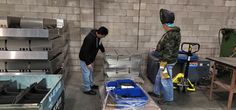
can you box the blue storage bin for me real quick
[105,79,148,109]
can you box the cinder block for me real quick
[139,17,146,23]
[139,35,151,42]
[140,10,152,16]
[59,7,73,14]
[145,17,157,23]
[30,6,45,12]
[107,3,120,9]
[120,16,133,23]
[213,0,225,6]
[46,7,59,13]
[119,41,136,48]
[70,41,80,47]
[67,14,78,21]
[181,18,193,25]
[227,19,236,26]
[127,10,139,16]
[37,13,52,18]
[95,16,107,22]
[100,9,114,16]
[177,0,188,5]
[81,21,94,28]
[22,0,36,5]
[146,4,158,10]
[170,5,187,12]
[115,10,126,16]
[74,8,80,14]
[144,42,156,48]
[7,0,23,4]
[128,0,139,3]
[188,12,201,18]
[133,17,139,22]
[199,25,210,30]
[193,18,205,25]
[69,65,80,72]
[66,1,79,7]
[165,0,178,4]
[52,14,67,19]
[120,3,133,9]
[0,0,6,3]
[140,3,146,9]
[81,8,93,14]
[139,29,145,36]
[108,16,120,22]
[225,1,236,6]
[181,31,193,37]
[180,25,198,31]
[22,13,38,18]
[207,6,228,13]
[126,36,138,42]
[36,0,49,5]
[133,3,139,10]
[81,14,94,22]
[15,5,30,12]
[80,0,93,8]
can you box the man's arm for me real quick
[158,33,177,62]
[99,42,105,53]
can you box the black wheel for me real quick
[182,86,187,93]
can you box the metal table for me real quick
[207,57,236,110]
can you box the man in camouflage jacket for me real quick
[149,9,181,103]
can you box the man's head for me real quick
[160,9,175,31]
[96,26,108,38]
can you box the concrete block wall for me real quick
[92,0,236,74]
[94,0,236,58]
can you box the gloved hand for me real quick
[160,61,170,79]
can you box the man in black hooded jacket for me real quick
[79,26,108,95]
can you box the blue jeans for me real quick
[80,60,94,91]
[153,63,175,101]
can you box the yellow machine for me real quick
[173,42,200,92]
[173,73,195,92]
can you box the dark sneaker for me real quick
[83,90,97,95]
[91,85,99,89]
[148,92,159,98]
[157,99,173,105]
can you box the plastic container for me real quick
[105,79,148,109]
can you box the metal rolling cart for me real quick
[0,16,69,77]
[0,74,64,110]
[103,49,143,82]
[0,16,69,110]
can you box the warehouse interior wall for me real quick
[1,0,236,73]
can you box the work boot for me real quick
[83,90,97,95]
[91,85,99,89]
[148,92,161,98]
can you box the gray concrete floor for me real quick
[64,71,236,110]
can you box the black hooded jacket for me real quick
[79,30,105,65]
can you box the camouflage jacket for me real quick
[156,26,181,64]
